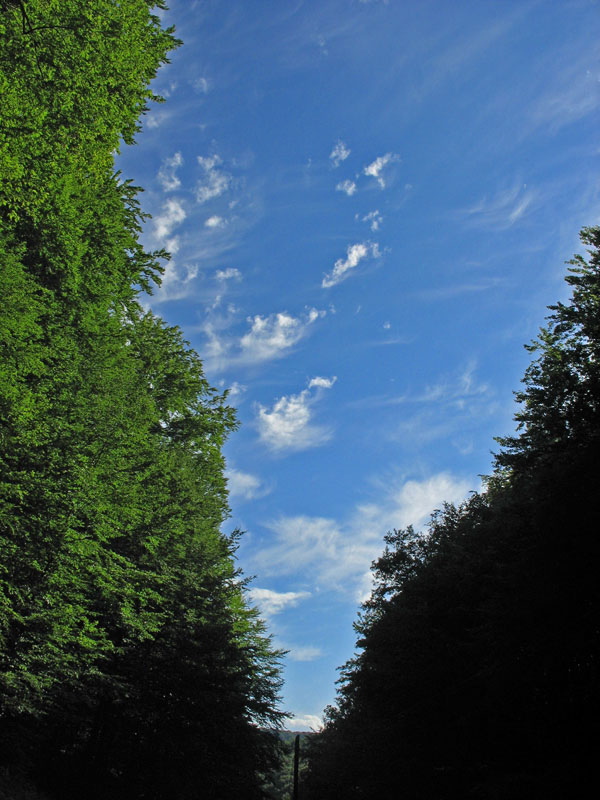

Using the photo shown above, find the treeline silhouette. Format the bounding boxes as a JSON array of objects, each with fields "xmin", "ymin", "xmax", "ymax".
[
  {"xmin": 0, "ymin": 3, "xmax": 284, "ymax": 798},
  {"xmin": 304, "ymin": 227, "xmax": 600, "ymax": 799}
]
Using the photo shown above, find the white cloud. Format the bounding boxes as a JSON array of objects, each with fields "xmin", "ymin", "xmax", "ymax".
[
  {"xmin": 257, "ymin": 376, "xmax": 336, "ymax": 452},
  {"xmin": 336, "ymin": 179, "xmax": 357, "ymax": 196},
  {"xmin": 165, "ymin": 236, "xmax": 180, "ymax": 255},
  {"xmin": 196, "ymin": 155, "xmax": 231, "ymax": 204},
  {"xmin": 254, "ymin": 472, "xmax": 473, "ymax": 597},
  {"xmin": 152, "ymin": 260, "xmax": 198, "ymax": 303},
  {"xmin": 226, "ymin": 468, "xmax": 269, "ymax": 500},
  {"xmin": 322, "ymin": 242, "xmax": 380, "ymax": 288},
  {"xmin": 308, "ymin": 376, "xmax": 337, "ymax": 390},
  {"xmin": 247, "ymin": 588, "xmax": 311, "ymax": 618},
  {"xmin": 418, "ymin": 361, "xmax": 491, "ymax": 409},
  {"xmin": 363, "ymin": 152, "xmax": 400, "ymax": 188},
  {"xmin": 208, "ymin": 268, "xmax": 242, "ymax": 311},
  {"xmin": 240, "ymin": 309, "xmax": 326, "ymax": 363},
  {"xmin": 205, "ymin": 215, "xmax": 227, "ymax": 229},
  {"xmin": 157, "ymin": 152, "xmax": 183, "ymax": 192},
  {"xmin": 202, "ymin": 308, "xmax": 326, "ymax": 372},
  {"xmin": 226, "ymin": 381, "xmax": 245, "ymax": 399},
  {"xmin": 215, "ymin": 267, "xmax": 241, "ymax": 281},
  {"xmin": 463, "ymin": 182, "xmax": 535, "ymax": 230},
  {"xmin": 359, "ymin": 209, "xmax": 383, "ymax": 231},
  {"xmin": 287, "ymin": 715, "xmax": 323, "ymax": 732},
  {"xmin": 528, "ymin": 58, "xmax": 600, "ymax": 133},
  {"xmin": 154, "ymin": 198, "xmax": 186, "ymax": 241},
  {"xmin": 193, "ymin": 76, "xmax": 210, "ymax": 93},
  {"xmin": 330, "ymin": 140, "xmax": 350, "ymax": 167},
  {"xmin": 145, "ymin": 110, "xmax": 169, "ymax": 129},
  {"xmin": 289, "ymin": 646, "xmax": 322, "ymax": 662}
]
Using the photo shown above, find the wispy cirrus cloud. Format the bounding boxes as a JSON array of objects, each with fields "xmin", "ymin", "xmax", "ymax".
[
  {"xmin": 145, "ymin": 110, "xmax": 170, "ymax": 129},
  {"xmin": 463, "ymin": 182, "xmax": 535, "ymax": 230},
  {"xmin": 253, "ymin": 472, "xmax": 473, "ymax": 599},
  {"xmin": 329, "ymin": 139, "xmax": 351, "ymax": 167},
  {"xmin": 157, "ymin": 152, "xmax": 183, "ymax": 192},
  {"xmin": 322, "ymin": 242, "xmax": 381, "ymax": 288},
  {"xmin": 527, "ymin": 56, "xmax": 600, "ymax": 134},
  {"xmin": 351, "ymin": 361, "xmax": 492, "ymax": 410},
  {"xmin": 363, "ymin": 152, "xmax": 400, "ymax": 188},
  {"xmin": 192, "ymin": 76, "xmax": 210, "ymax": 93},
  {"xmin": 350, "ymin": 361, "xmax": 497, "ymax": 455},
  {"xmin": 257, "ymin": 376, "xmax": 337, "ymax": 452}
]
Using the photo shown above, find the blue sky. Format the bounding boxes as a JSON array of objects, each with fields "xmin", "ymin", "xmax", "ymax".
[{"xmin": 117, "ymin": 0, "xmax": 600, "ymax": 729}]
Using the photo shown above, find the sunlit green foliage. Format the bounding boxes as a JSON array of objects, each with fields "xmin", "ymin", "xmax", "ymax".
[{"xmin": 0, "ymin": 2, "xmax": 283, "ymax": 797}]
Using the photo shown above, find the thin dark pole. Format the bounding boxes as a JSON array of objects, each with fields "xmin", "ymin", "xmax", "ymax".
[{"xmin": 293, "ymin": 734, "xmax": 300, "ymax": 800}]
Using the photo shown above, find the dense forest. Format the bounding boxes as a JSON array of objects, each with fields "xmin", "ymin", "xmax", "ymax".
[
  {"xmin": 0, "ymin": 2, "xmax": 284, "ymax": 798},
  {"xmin": 303, "ymin": 227, "xmax": 600, "ymax": 798}
]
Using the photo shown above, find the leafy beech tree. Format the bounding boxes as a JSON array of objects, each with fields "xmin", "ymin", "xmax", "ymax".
[
  {"xmin": 1, "ymin": 2, "xmax": 284, "ymax": 797},
  {"xmin": 305, "ymin": 228, "xmax": 600, "ymax": 800}
]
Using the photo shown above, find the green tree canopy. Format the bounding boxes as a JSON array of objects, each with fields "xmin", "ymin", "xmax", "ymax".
[{"xmin": 1, "ymin": 3, "xmax": 284, "ymax": 797}]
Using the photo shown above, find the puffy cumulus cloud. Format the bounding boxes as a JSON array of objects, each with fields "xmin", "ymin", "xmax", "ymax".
[
  {"xmin": 257, "ymin": 376, "xmax": 337, "ymax": 452},
  {"xmin": 336, "ymin": 179, "xmax": 357, "ymax": 196},
  {"xmin": 322, "ymin": 242, "xmax": 380, "ymax": 288},
  {"xmin": 287, "ymin": 715, "xmax": 324, "ymax": 732},
  {"xmin": 308, "ymin": 376, "xmax": 337, "ymax": 390},
  {"xmin": 329, "ymin": 139, "xmax": 350, "ymax": 167},
  {"xmin": 247, "ymin": 587, "xmax": 311, "ymax": 618},
  {"xmin": 358, "ymin": 209, "xmax": 383, "ymax": 231},
  {"xmin": 202, "ymin": 308, "xmax": 326, "ymax": 372},
  {"xmin": 157, "ymin": 151, "xmax": 183, "ymax": 192},
  {"xmin": 226, "ymin": 468, "xmax": 268, "ymax": 500},
  {"xmin": 196, "ymin": 154, "xmax": 231, "ymax": 204},
  {"xmin": 240, "ymin": 308, "xmax": 325, "ymax": 363},
  {"xmin": 215, "ymin": 267, "xmax": 241, "ymax": 281},
  {"xmin": 153, "ymin": 197, "xmax": 186, "ymax": 241},
  {"xmin": 254, "ymin": 472, "xmax": 474, "ymax": 598},
  {"xmin": 363, "ymin": 152, "xmax": 400, "ymax": 188},
  {"xmin": 205, "ymin": 215, "xmax": 227, "ymax": 229}
]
